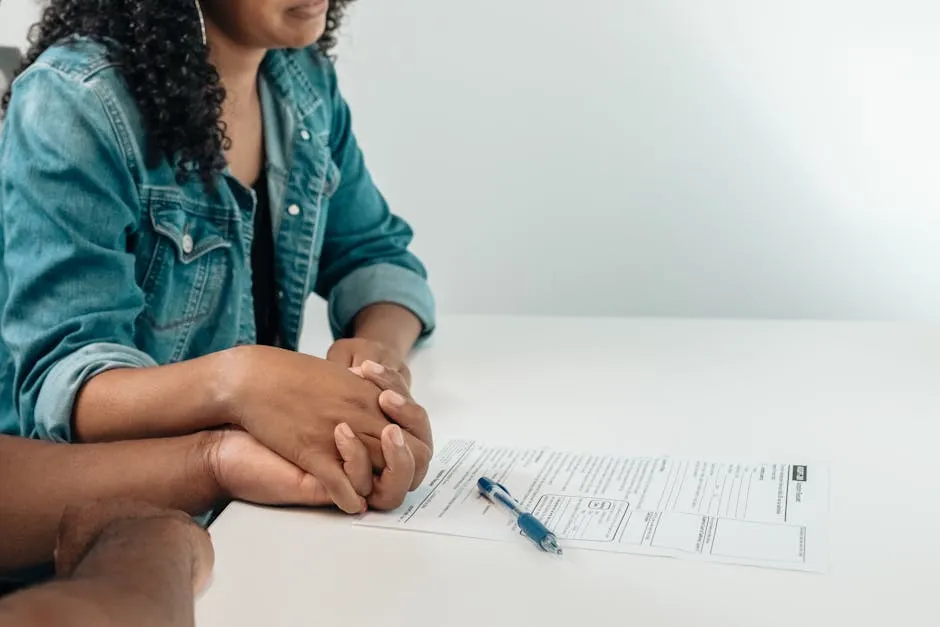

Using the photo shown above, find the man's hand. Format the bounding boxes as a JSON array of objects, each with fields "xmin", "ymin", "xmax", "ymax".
[
  {"xmin": 202, "ymin": 426, "xmax": 368, "ymax": 509},
  {"xmin": 327, "ymin": 338, "xmax": 412, "ymax": 387},
  {"xmin": 55, "ymin": 500, "xmax": 214, "ymax": 594},
  {"xmin": 202, "ymin": 423, "xmax": 415, "ymax": 509},
  {"xmin": 0, "ymin": 500, "xmax": 214, "ymax": 627},
  {"xmin": 203, "ymin": 423, "xmax": 419, "ymax": 512}
]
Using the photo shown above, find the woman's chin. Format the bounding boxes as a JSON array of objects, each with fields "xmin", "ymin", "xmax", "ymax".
[{"xmin": 275, "ymin": 15, "xmax": 327, "ymax": 49}]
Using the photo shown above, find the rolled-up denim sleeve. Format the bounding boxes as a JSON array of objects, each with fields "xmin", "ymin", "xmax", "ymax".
[
  {"xmin": 0, "ymin": 66, "xmax": 151, "ymax": 441},
  {"xmin": 33, "ymin": 344, "xmax": 157, "ymax": 442},
  {"xmin": 313, "ymin": 62, "xmax": 436, "ymax": 339}
]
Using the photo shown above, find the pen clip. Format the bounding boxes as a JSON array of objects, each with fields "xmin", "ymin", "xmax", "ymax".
[{"xmin": 477, "ymin": 477, "xmax": 513, "ymax": 500}]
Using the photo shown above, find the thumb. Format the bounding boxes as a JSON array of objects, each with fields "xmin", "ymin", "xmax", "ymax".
[
  {"xmin": 217, "ymin": 431, "xmax": 334, "ymax": 507},
  {"xmin": 325, "ymin": 341, "xmax": 355, "ymax": 366},
  {"xmin": 291, "ymin": 474, "xmax": 335, "ymax": 506}
]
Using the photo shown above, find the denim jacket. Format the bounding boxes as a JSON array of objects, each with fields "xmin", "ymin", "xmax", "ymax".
[{"xmin": 0, "ymin": 38, "xmax": 435, "ymax": 440}]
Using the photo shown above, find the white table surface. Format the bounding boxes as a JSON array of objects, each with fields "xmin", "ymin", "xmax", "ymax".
[{"xmin": 197, "ymin": 313, "xmax": 940, "ymax": 627}]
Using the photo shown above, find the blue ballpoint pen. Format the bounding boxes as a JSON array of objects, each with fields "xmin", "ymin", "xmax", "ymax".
[{"xmin": 477, "ymin": 477, "xmax": 563, "ymax": 555}]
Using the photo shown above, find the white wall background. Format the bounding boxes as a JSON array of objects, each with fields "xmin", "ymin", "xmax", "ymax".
[
  {"xmin": 3, "ymin": 0, "xmax": 939, "ymax": 321},
  {"xmin": 0, "ymin": 0, "xmax": 40, "ymax": 51},
  {"xmin": 334, "ymin": 0, "xmax": 940, "ymax": 321}
]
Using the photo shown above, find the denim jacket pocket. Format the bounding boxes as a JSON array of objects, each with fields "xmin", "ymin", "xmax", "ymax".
[{"xmin": 135, "ymin": 189, "xmax": 235, "ymax": 348}]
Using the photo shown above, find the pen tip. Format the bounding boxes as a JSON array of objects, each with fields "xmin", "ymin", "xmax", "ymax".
[{"xmin": 542, "ymin": 538, "xmax": 563, "ymax": 555}]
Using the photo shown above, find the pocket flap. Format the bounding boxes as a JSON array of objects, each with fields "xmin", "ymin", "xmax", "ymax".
[{"xmin": 148, "ymin": 197, "xmax": 234, "ymax": 264}]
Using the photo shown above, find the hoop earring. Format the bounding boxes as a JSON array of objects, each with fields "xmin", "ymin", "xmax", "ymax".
[{"xmin": 194, "ymin": 0, "xmax": 208, "ymax": 46}]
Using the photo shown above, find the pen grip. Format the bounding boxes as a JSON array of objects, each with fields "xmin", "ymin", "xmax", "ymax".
[{"xmin": 518, "ymin": 513, "xmax": 552, "ymax": 542}]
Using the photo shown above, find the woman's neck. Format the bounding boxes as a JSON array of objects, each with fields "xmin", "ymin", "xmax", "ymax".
[
  {"xmin": 205, "ymin": 21, "xmax": 266, "ymax": 112},
  {"xmin": 203, "ymin": 19, "xmax": 267, "ymax": 186}
]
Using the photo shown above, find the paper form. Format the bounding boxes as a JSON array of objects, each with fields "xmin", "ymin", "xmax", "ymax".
[{"xmin": 356, "ymin": 440, "xmax": 829, "ymax": 572}]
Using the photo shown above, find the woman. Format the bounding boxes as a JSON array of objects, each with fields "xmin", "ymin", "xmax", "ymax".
[{"xmin": 0, "ymin": 0, "xmax": 435, "ymax": 514}]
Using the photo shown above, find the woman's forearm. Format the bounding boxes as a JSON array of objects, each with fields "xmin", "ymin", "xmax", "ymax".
[
  {"xmin": 352, "ymin": 303, "xmax": 423, "ymax": 359},
  {"xmin": 0, "ymin": 434, "xmax": 222, "ymax": 573},
  {"xmin": 73, "ymin": 350, "xmax": 235, "ymax": 442}
]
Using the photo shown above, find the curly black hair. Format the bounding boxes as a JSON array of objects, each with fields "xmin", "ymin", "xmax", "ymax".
[{"xmin": 1, "ymin": 0, "xmax": 353, "ymax": 186}]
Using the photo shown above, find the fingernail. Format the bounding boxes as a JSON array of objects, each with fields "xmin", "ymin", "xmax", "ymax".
[
  {"xmin": 390, "ymin": 424, "xmax": 405, "ymax": 447},
  {"xmin": 338, "ymin": 423, "xmax": 355, "ymax": 440},
  {"xmin": 349, "ymin": 366, "xmax": 362, "ymax": 375},
  {"xmin": 384, "ymin": 391, "xmax": 406, "ymax": 407},
  {"xmin": 364, "ymin": 361, "xmax": 384, "ymax": 375}
]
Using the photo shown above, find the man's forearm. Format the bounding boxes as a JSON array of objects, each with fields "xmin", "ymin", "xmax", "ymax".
[
  {"xmin": 0, "ymin": 434, "xmax": 222, "ymax": 573},
  {"xmin": 352, "ymin": 303, "xmax": 423, "ymax": 358},
  {"xmin": 0, "ymin": 519, "xmax": 199, "ymax": 627}
]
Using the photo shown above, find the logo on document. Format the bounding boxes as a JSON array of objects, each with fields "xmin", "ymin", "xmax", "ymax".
[{"xmin": 792, "ymin": 465, "xmax": 807, "ymax": 482}]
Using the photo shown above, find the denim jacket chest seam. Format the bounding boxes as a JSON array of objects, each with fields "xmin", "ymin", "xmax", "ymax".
[{"xmin": 263, "ymin": 52, "xmax": 335, "ymax": 349}]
